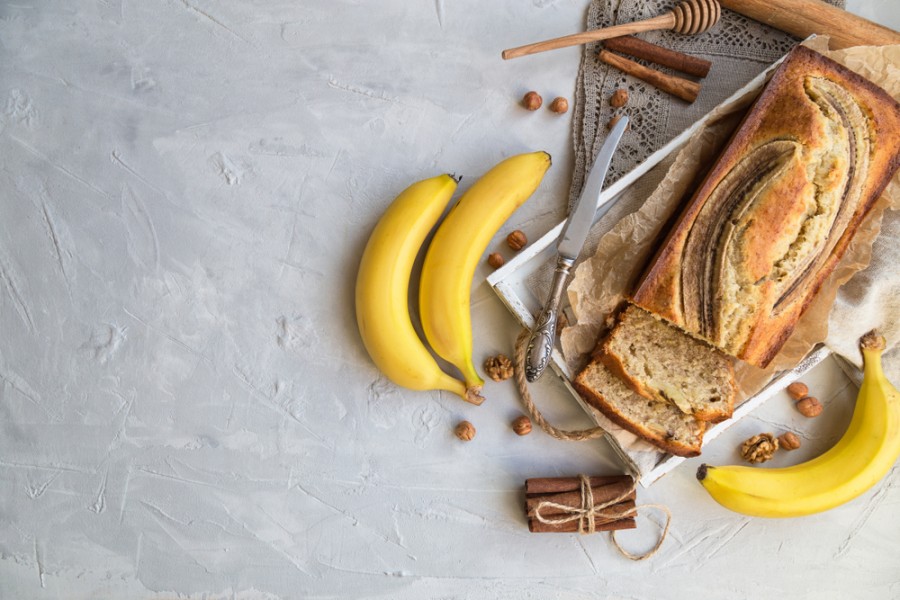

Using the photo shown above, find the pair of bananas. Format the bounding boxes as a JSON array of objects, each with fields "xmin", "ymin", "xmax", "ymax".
[
  {"xmin": 355, "ymin": 151, "xmax": 551, "ymax": 404},
  {"xmin": 698, "ymin": 332, "xmax": 900, "ymax": 517}
]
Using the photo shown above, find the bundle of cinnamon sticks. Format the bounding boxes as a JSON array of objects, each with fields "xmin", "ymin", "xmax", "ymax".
[
  {"xmin": 599, "ymin": 36, "xmax": 713, "ymax": 103},
  {"xmin": 525, "ymin": 474, "xmax": 637, "ymax": 533}
]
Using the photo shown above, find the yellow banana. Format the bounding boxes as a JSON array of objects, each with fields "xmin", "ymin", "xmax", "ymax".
[
  {"xmin": 697, "ymin": 332, "xmax": 900, "ymax": 518},
  {"xmin": 356, "ymin": 174, "xmax": 484, "ymax": 405},
  {"xmin": 419, "ymin": 151, "xmax": 551, "ymax": 392}
]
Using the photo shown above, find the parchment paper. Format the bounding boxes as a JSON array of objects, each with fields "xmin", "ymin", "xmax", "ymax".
[{"xmin": 561, "ymin": 38, "xmax": 900, "ymax": 461}]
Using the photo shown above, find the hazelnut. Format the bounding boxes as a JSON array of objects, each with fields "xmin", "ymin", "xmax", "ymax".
[
  {"xmin": 522, "ymin": 91, "xmax": 542, "ymax": 111},
  {"xmin": 739, "ymin": 433, "xmax": 779, "ymax": 463},
  {"xmin": 610, "ymin": 88, "xmax": 628, "ymax": 108},
  {"xmin": 483, "ymin": 354, "xmax": 514, "ymax": 382},
  {"xmin": 507, "ymin": 230, "xmax": 527, "ymax": 251},
  {"xmin": 487, "ymin": 252, "xmax": 505, "ymax": 269},
  {"xmin": 455, "ymin": 420, "xmax": 476, "ymax": 442},
  {"xmin": 796, "ymin": 396, "xmax": 823, "ymax": 418},
  {"xmin": 787, "ymin": 381, "xmax": 809, "ymax": 400},
  {"xmin": 607, "ymin": 114, "xmax": 630, "ymax": 131},
  {"xmin": 778, "ymin": 432, "xmax": 802, "ymax": 451},
  {"xmin": 549, "ymin": 97, "xmax": 569, "ymax": 114},
  {"xmin": 512, "ymin": 415, "xmax": 532, "ymax": 436}
]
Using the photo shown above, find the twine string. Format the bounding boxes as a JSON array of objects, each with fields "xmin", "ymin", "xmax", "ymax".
[{"xmin": 513, "ymin": 329, "xmax": 606, "ymax": 441}]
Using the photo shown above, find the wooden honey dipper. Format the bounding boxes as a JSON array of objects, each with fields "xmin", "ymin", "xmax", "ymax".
[{"xmin": 502, "ymin": 0, "xmax": 722, "ymax": 60}]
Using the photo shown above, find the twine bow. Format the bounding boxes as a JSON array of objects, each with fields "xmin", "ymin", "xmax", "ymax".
[
  {"xmin": 533, "ymin": 473, "xmax": 623, "ymax": 534},
  {"xmin": 533, "ymin": 474, "xmax": 671, "ymax": 561}
]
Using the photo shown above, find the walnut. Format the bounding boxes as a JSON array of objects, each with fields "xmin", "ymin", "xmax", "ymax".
[
  {"xmin": 507, "ymin": 230, "xmax": 527, "ymax": 251},
  {"xmin": 522, "ymin": 91, "xmax": 542, "ymax": 111},
  {"xmin": 796, "ymin": 396, "xmax": 823, "ymax": 417},
  {"xmin": 455, "ymin": 420, "xmax": 476, "ymax": 442},
  {"xmin": 484, "ymin": 354, "xmax": 514, "ymax": 381},
  {"xmin": 487, "ymin": 252, "xmax": 505, "ymax": 269},
  {"xmin": 610, "ymin": 88, "xmax": 628, "ymax": 108},
  {"xmin": 740, "ymin": 433, "xmax": 779, "ymax": 463},
  {"xmin": 778, "ymin": 432, "xmax": 802, "ymax": 451},
  {"xmin": 511, "ymin": 415, "xmax": 532, "ymax": 436},
  {"xmin": 549, "ymin": 97, "xmax": 568, "ymax": 114},
  {"xmin": 786, "ymin": 381, "xmax": 809, "ymax": 400}
]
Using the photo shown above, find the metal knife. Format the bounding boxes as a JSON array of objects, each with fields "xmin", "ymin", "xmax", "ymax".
[{"xmin": 524, "ymin": 115, "xmax": 629, "ymax": 382}]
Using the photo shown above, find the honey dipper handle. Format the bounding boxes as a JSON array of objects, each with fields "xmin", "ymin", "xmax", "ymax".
[
  {"xmin": 719, "ymin": 0, "xmax": 900, "ymax": 50},
  {"xmin": 502, "ymin": 13, "xmax": 676, "ymax": 60}
]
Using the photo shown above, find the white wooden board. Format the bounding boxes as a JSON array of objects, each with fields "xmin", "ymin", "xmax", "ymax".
[{"xmin": 487, "ymin": 51, "xmax": 831, "ymax": 485}]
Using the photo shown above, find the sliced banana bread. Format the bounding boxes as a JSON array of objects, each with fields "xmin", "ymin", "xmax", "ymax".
[
  {"xmin": 598, "ymin": 303, "xmax": 736, "ymax": 422},
  {"xmin": 573, "ymin": 359, "xmax": 706, "ymax": 457}
]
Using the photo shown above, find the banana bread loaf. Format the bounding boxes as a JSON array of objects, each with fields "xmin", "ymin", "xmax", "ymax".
[{"xmin": 630, "ymin": 45, "xmax": 900, "ymax": 367}]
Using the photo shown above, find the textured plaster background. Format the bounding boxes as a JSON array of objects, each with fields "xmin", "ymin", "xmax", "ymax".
[{"xmin": 1, "ymin": 1, "xmax": 898, "ymax": 599}]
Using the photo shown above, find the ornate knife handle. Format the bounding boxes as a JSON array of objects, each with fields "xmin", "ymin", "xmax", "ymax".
[{"xmin": 525, "ymin": 255, "xmax": 575, "ymax": 382}]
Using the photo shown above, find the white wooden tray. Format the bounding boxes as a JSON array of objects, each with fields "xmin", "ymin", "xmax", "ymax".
[{"xmin": 487, "ymin": 52, "xmax": 831, "ymax": 485}]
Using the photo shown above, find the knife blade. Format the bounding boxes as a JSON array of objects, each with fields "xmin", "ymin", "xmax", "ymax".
[{"xmin": 524, "ymin": 115, "xmax": 629, "ymax": 382}]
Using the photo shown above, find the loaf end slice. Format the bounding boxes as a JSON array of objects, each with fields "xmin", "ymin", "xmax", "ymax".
[
  {"xmin": 573, "ymin": 359, "xmax": 706, "ymax": 457},
  {"xmin": 599, "ymin": 304, "xmax": 736, "ymax": 422}
]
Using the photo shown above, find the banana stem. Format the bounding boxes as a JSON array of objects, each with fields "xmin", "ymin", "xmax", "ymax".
[
  {"xmin": 860, "ymin": 331, "xmax": 886, "ymax": 382},
  {"xmin": 457, "ymin": 361, "xmax": 485, "ymax": 403},
  {"xmin": 464, "ymin": 385, "xmax": 485, "ymax": 406},
  {"xmin": 440, "ymin": 375, "xmax": 485, "ymax": 406},
  {"xmin": 696, "ymin": 464, "xmax": 709, "ymax": 481},
  {"xmin": 860, "ymin": 330, "xmax": 887, "ymax": 353}
]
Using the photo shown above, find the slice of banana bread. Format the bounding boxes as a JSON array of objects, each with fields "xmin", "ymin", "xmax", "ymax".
[
  {"xmin": 573, "ymin": 359, "xmax": 706, "ymax": 457},
  {"xmin": 598, "ymin": 303, "xmax": 736, "ymax": 422}
]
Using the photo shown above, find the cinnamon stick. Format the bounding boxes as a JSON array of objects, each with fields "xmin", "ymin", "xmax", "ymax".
[
  {"xmin": 525, "ymin": 474, "xmax": 632, "ymax": 496},
  {"xmin": 598, "ymin": 49, "xmax": 701, "ymax": 103},
  {"xmin": 525, "ymin": 480, "xmax": 635, "ymax": 516},
  {"xmin": 534, "ymin": 498, "xmax": 636, "ymax": 519},
  {"xmin": 529, "ymin": 516, "xmax": 637, "ymax": 533},
  {"xmin": 603, "ymin": 36, "xmax": 712, "ymax": 78}
]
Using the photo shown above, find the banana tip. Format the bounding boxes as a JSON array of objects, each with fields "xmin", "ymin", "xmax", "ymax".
[
  {"xmin": 696, "ymin": 463, "xmax": 709, "ymax": 481},
  {"xmin": 860, "ymin": 330, "xmax": 886, "ymax": 353},
  {"xmin": 465, "ymin": 386, "xmax": 485, "ymax": 406}
]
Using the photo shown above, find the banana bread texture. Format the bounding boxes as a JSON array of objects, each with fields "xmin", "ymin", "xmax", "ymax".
[{"xmin": 598, "ymin": 303, "xmax": 736, "ymax": 422}]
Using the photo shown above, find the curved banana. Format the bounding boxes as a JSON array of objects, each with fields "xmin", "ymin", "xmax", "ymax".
[
  {"xmin": 419, "ymin": 151, "xmax": 551, "ymax": 393},
  {"xmin": 697, "ymin": 332, "xmax": 900, "ymax": 518},
  {"xmin": 356, "ymin": 174, "xmax": 484, "ymax": 405}
]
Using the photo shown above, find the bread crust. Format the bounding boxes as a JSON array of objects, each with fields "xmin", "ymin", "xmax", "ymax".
[
  {"xmin": 573, "ymin": 363, "xmax": 705, "ymax": 458},
  {"xmin": 630, "ymin": 45, "xmax": 900, "ymax": 367},
  {"xmin": 597, "ymin": 347, "xmax": 657, "ymax": 403},
  {"xmin": 597, "ymin": 305, "xmax": 735, "ymax": 423}
]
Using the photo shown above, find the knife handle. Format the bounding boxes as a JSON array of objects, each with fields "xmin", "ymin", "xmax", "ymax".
[{"xmin": 525, "ymin": 255, "xmax": 575, "ymax": 382}]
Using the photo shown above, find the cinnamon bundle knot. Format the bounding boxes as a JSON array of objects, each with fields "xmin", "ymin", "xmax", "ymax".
[{"xmin": 524, "ymin": 474, "xmax": 672, "ymax": 561}]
